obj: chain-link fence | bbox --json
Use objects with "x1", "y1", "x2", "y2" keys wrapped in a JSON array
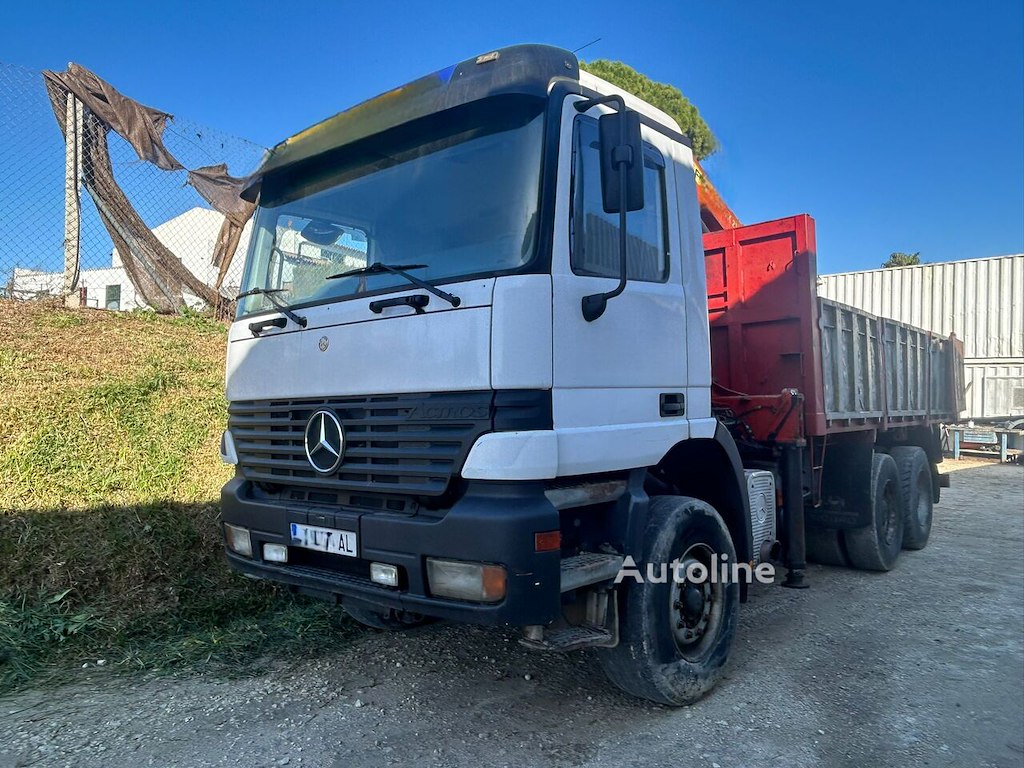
[{"x1": 0, "y1": 60, "x2": 264, "y2": 313}]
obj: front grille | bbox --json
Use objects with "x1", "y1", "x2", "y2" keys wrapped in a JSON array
[{"x1": 230, "y1": 390, "x2": 551, "y2": 505}]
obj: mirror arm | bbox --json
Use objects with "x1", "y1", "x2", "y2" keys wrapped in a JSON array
[
  {"x1": 578, "y1": 94, "x2": 632, "y2": 323},
  {"x1": 574, "y1": 93, "x2": 627, "y2": 114}
]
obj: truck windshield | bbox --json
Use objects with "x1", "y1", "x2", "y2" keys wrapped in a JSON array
[{"x1": 237, "y1": 104, "x2": 545, "y2": 318}]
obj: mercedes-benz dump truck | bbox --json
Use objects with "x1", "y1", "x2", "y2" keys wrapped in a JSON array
[{"x1": 219, "y1": 45, "x2": 964, "y2": 705}]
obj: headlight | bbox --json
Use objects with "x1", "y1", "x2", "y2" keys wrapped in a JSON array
[
  {"x1": 426, "y1": 558, "x2": 506, "y2": 602},
  {"x1": 224, "y1": 523, "x2": 252, "y2": 558}
]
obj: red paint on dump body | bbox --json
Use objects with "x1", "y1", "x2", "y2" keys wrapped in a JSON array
[
  {"x1": 703, "y1": 214, "x2": 962, "y2": 443},
  {"x1": 704, "y1": 215, "x2": 827, "y2": 439},
  {"x1": 712, "y1": 388, "x2": 806, "y2": 444}
]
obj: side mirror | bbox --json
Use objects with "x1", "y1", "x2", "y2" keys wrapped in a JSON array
[
  {"x1": 574, "y1": 94, "x2": 646, "y2": 321},
  {"x1": 598, "y1": 110, "x2": 645, "y2": 214}
]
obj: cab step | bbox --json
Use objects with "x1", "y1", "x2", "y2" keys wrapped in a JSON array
[
  {"x1": 560, "y1": 552, "x2": 625, "y2": 592},
  {"x1": 519, "y1": 624, "x2": 614, "y2": 652}
]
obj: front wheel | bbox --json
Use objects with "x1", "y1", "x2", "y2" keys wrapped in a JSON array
[{"x1": 597, "y1": 496, "x2": 739, "y2": 706}]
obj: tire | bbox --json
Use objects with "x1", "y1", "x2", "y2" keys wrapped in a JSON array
[
  {"x1": 890, "y1": 446, "x2": 933, "y2": 550},
  {"x1": 805, "y1": 526, "x2": 848, "y2": 567},
  {"x1": 844, "y1": 453, "x2": 905, "y2": 571},
  {"x1": 597, "y1": 496, "x2": 739, "y2": 706},
  {"x1": 344, "y1": 604, "x2": 430, "y2": 630}
]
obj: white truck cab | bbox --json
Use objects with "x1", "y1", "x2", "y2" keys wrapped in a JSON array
[{"x1": 220, "y1": 45, "x2": 760, "y2": 705}]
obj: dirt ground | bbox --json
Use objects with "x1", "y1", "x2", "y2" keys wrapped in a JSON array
[{"x1": 2, "y1": 458, "x2": 1022, "y2": 768}]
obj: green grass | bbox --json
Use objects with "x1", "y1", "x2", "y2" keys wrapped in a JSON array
[{"x1": 0, "y1": 301, "x2": 356, "y2": 693}]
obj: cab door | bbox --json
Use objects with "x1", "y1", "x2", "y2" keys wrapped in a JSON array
[{"x1": 550, "y1": 97, "x2": 690, "y2": 475}]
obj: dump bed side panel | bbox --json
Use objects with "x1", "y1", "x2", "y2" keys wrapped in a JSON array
[
  {"x1": 819, "y1": 299, "x2": 962, "y2": 426},
  {"x1": 704, "y1": 215, "x2": 963, "y2": 438}
]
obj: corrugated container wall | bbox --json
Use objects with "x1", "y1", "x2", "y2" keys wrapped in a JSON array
[{"x1": 819, "y1": 254, "x2": 1024, "y2": 421}]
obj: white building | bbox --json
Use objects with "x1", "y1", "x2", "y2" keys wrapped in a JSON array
[
  {"x1": 819, "y1": 254, "x2": 1024, "y2": 422},
  {"x1": 11, "y1": 207, "x2": 253, "y2": 310}
]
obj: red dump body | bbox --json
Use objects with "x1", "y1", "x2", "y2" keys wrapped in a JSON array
[{"x1": 703, "y1": 214, "x2": 964, "y2": 444}]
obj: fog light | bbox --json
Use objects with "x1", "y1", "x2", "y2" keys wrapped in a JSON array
[
  {"x1": 370, "y1": 562, "x2": 399, "y2": 588},
  {"x1": 224, "y1": 523, "x2": 252, "y2": 558},
  {"x1": 263, "y1": 543, "x2": 288, "y2": 563},
  {"x1": 426, "y1": 558, "x2": 506, "y2": 603}
]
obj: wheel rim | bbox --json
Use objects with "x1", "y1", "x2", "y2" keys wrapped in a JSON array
[{"x1": 669, "y1": 543, "x2": 724, "y2": 658}]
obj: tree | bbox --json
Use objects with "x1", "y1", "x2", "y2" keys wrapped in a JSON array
[
  {"x1": 882, "y1": 252, "x2": 921, "y2": 268},
  {"x1": 579, "y1": 60, "x2": 718, "y2": 161}
]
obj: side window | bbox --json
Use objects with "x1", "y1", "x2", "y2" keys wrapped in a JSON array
[{"x1": 571, "y1": 116, "x2": 669, "y2": 282}]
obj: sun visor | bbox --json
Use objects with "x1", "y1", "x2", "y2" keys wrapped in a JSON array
[{"x1": 241, "y1": 44, "x2": 579, "y2": 202}]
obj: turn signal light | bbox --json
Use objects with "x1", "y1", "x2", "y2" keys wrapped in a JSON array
[{"x1": 534, "y1": 531, "x2": 561, "y2": 552}]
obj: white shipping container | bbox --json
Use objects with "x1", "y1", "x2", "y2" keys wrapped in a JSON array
[
  {"x1": 820, "y1": 254, "x2": 1024, "y2": 421},
  {"x1": 964, "y1": 361, "x2": 1024, "y2": 421},
  {"x1": 819, "y1": 254, "x2": 1024, "y2": 359}
]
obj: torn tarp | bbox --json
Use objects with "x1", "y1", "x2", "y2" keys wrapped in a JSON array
[
  {"x1": 42, "y1": 63, "x2": 258, "y2": 313},
  {"x1": 44, "y1": 63, "x2": 183, "y2": 173},
  {"x1": 188, "y1": 164, "x2": 257, "y2": 289}
]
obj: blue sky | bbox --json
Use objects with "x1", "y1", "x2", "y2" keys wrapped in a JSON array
[{"x1": 1, "y1": 0, "x2": 1021, "y2": 274}]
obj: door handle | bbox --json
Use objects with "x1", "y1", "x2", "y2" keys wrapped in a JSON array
[
  {"x1": 248, "y1": 317, "x2": 287, "y2": 336},
  {"x1": 369, "y1": 294, "x2": 429, "y2": 314},
  {"x1": 660, "y1": 393, "x2": 685, "y2": 417}
]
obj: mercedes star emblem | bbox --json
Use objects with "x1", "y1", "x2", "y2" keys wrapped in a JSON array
[{"x1": 304, "y1": 410, "x2": 345, "y2": 474}]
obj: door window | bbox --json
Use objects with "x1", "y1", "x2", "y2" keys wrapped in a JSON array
[{"x1": 570, "y1": 116, "x2": 669, "y2": 282}]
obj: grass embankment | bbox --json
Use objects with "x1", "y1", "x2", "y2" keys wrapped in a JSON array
[{"x1": 0, "y1": 301, "x2": 351, "y2": 693}]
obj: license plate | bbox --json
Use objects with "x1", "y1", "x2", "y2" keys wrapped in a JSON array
[{"x1": 289, "y1": 523, "x2": 358, "y2": 557}]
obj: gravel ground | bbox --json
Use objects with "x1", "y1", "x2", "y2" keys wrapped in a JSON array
[{"x1": 2, "y1": 458, "x2": 1022, "y2": 768}]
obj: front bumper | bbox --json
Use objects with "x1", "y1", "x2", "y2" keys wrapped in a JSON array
[{"x1": 220, "y1": 476, "x2": 562, "y2": 626}]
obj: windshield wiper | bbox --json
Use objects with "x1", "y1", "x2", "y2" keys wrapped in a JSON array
[
  {"x1": 236, "y1": 287, "x2": 308, "y2": 328},
  {"x1": 325, "y1": 263, "x2": 461, "y2": 308}
]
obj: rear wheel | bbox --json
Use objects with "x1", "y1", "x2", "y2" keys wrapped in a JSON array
[
  {"x1": 597, "y1": 496, "x2": 739, "y2": 706},
  {"x1": 890, "y1": 446, "x2": 933, "y2": 550},
  {"x1": 845, "y1": 453, "x2": 905, "y2": 571}
]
